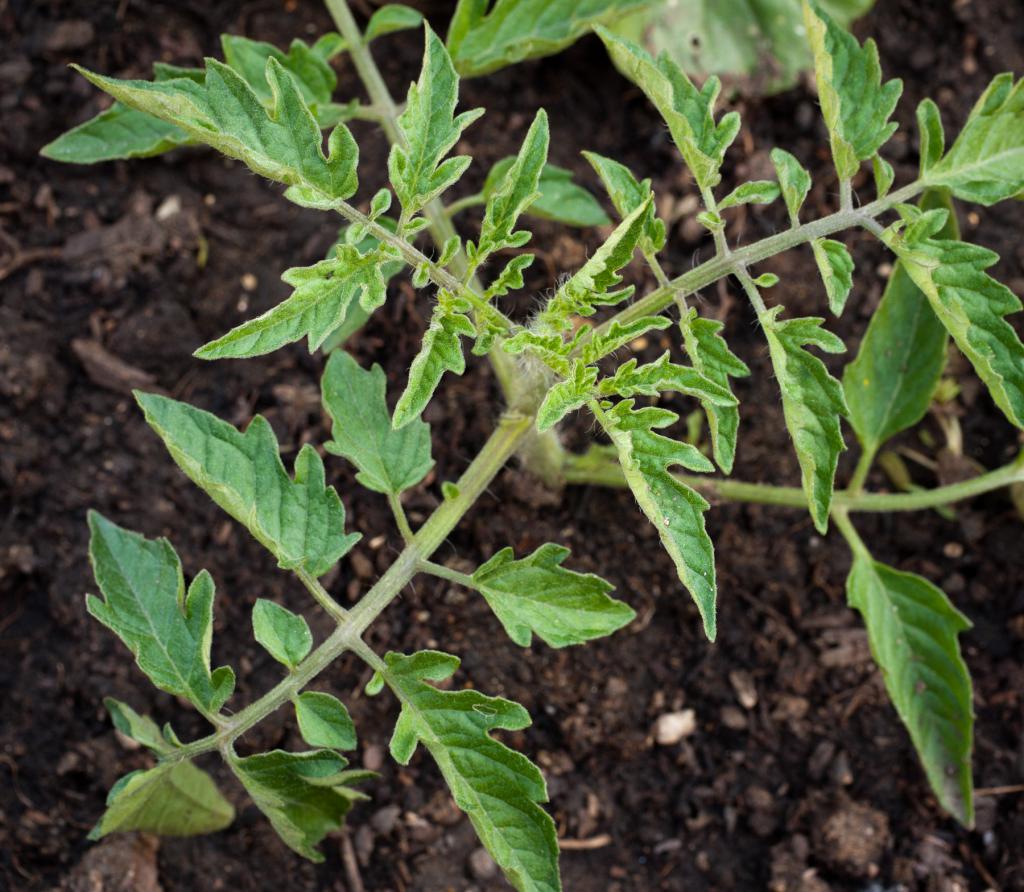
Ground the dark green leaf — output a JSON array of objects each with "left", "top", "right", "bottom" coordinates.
[
  {"left": 294, "top": 692, "right": 358, "bottom": 750},
  {"left": 252, "top": 599, "right": 312, "bottom": 670}
]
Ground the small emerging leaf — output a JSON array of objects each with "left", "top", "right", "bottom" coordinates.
[
  {"left": 537, "top": 361, "right": 599, "bottom": 432},
  {"left": 582, "top": 150, "right": 665, "bottom": 251},
  {"left": 252, "top": 599, "right": 312, "bottom": 670},
  {"left": 770, "top": 148, "right": 812, "bottom": 225},
  {"left": 718, "top": 180, "right": 780, "bottom": 210},
  {"left": 104, "top": 698, "right": 174, "bottom": 756},
  {"left": 811, "top": 237, "right": 855, "bottom": 316},
  {"left": 916, "top": 98, "right": 945, "bottom": 176},
  {"left": 294, "top": 692, "right": 358, "bottom": 751}
]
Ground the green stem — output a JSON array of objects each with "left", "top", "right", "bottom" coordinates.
[
  {"left": 445, "top": 193, "right": 486, "bottom": 217},
  {"left": 296, "top": 567, "right": 349, "bottom": 624},
  {"left": 848, "top": 447, "right": 876, "bottom": 495},
  {"left": 839, "top": 178, "right": 854, "bottom": 213},
  {"left": 832, "top": 508, "right": 869, "bottom": 558},
  {"left": 419, "top": 558, "right": 475, "bottom": 588},
  {"left": 388, "top": 492, "right": 415, "bottom": 544}
]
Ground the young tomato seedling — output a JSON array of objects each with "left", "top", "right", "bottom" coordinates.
[{"left": 44, "top": 1, "right": 1024, "bottom": 888}]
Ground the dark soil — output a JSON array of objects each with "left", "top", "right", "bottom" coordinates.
[{"left": 2, "top": 1, "right": 1023, "bottom": 890}]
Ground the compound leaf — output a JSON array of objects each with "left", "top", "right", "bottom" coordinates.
[
  {"left": 803, "top": 0, "right": 902, "bottom": 179},
  {"left": 135, "top": 392, "right": 360, "bottom": 575},
  {"left": 472, "top": 544, "right": 634, "bottom": 648},
  {"left": 252, "top": 599, "right": 312, "bottom": 670},
  {"left": 598, "top": 351, "right": 736, "bottom": 407},
  {"left": 582, "top": 150, "right": 665, "bottom": 251},
  {"left": 761, "top": 309, "right": 847, "bottom": 532},
  {"left": 380, "top": 650, "right": 561, "bottom": 892},
  {"left": 537, "top": 361, "right": 599, "bottom": 431},
  {"left": 811, "top": 237, "right": 855, "bottom": 316},
  {"left": 322, "top": 351, "right": 434, "bottom": 494},
  {"left": 87, "top": 512, "right": 235, "bottom": 715},
  {"left": 847, "top": 555, "right": 973, "bottom": 825},
  {"left": 294, "top": 692, "right": 358, "bottom": 751},
  {"left": 598, "top": 401, "right": 718, "bottom": 640}
]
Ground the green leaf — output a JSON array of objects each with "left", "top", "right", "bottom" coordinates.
[
  {"left": 380, "top": 650, "right": 561, "bottom": 892},
  {"left": 873, "top": 152, "right": 895, "bottom": 199},
  {"left": 598, "top": 350, "right": 737, "bottom": 406},
  {"left": 916, "top": 98, "right": 945, "bottom": 177},
  {"left": 843, "top": 190, "right": 956, "bottom": 457},
  {"left": 597, "top": 27, "right": 740, "bottom": 189},
  {"left": 104, "top": 698, "right": 174, "bottom": 756},
  {"left": 393, "top": 296, "right": 476, "bottom": 428},
  {"left": 475, "top": 110, "right": 549, "bottom": 258},
  {"left": 598, "top": 401, "right": 718, "bottom": 640},
  {"left": 229, "top": 749, "right": 368, "bottom": 861},
  {"left": 537, "top": 361, "right": 599, "bottom": 432},
  {"left": 365, "top": 4, "right": 425, "bottom": 43},
  {"left": 811, "top": 238, "right": 855, "bottom": 316},
  {"left": 71, "top": 56, "right": 359, "bottom": 201},
  {"left": 135, "top": 392, "right": 360, "bottom": 575},
  {"left": 582, "top": 151, "right": 665, "bottom": 251},
  {"left": 538, "top": 199, "right": 649, "bottom": 333},
  {"left": 760, "top": 309, "right": 847, "bottom": 532},
  {"left": 770, "top": 148, "right": 812, "bottom": 224},
  {"left": 846, "top": 556, "right": 973, "bottom": 825},
  {"left": 472, "top": 544, "right": 634, "bottom": 648},
  {"left": 718, "top": 180, "right": 780, "bottom": 209},
  {"left": 447, "top": 0, "right": 650, "bottom": 78},
  {"left": 90, "top": 761, "right": 234, "bottom": 840},
  {"left": 87, "top": 512, "right": 235, "bottom": 715},
  {"left": 196, "top": 246, "right": 391, "bottom": 359},
  {"left": 890, "top": 231, "right": 1024, "bottom": 430},
  {"left": 252, "top": 599, "right": 312, "bottom": 670},
  {"left": 482, "top": 161, "right": 609, "bottom": 228},
  {"left": 680, "top": 309, "right": 751, "bottom": 474},
  {"left": 294, "top": 692, "right": 358, "bottom": 750},
  {"left": 803, "top": 0, "right": 902, "bottom": 179},
  {"left": 219, "top": 34, "right": 337, "bottom": 110},
  {"left": 41, "top": 102, "right": 192, "bottom": 164},
  {"left": 389, "top": 26, "right": 483, "bottom": 215},
  {"left": 926, "top": 74, "right": 1024, "bottom": 205},
  {"left": 322, "top": 350, "right": 434, "bottom": 494}
]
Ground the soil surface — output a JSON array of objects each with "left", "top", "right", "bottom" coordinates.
[{"left": 2, "top": 1, "right": 1023, "bottom": 890}]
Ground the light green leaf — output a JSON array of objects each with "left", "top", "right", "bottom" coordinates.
[
  {"left": 582, "top": 150, "right": 664, "bottom": 251},
  {"left": 295, "top": 692, "right": 358, "bottom": 750},
  {"left": 598, "top": 350, "right": 737, "bottom": 407},
  {"left": 252, "top": 599, "right": 312, "bottom": 670},
  {"left": 803, "top": 0, "right": 902, "bottom": 179},
  {"left": 890, "top": 231, "right": 1024, "bottom": 430},
  {"left": 581, "top": 316, "right": 672, "bottom": 365},
  {"left": 916, "top": 98, "right": 945, "bottom": 177},
  {"left": 365, "top": 4, "right": 425, "bottom": 43},
  {"left": 70, "top": 56, "right": 359, "bottom": 201},
  {"left": 680, "top": 309, "right": 750, "bottom": 474},
  {"left": 598, "top": 401, "right": 718, "bottom": 640},
  {"left": 380, "top": 650, "right": 561, "bottom": 892},
  {"left": 229, "top": 749, "right": 369, "bottom": 861},
  {"left": 472, "top": 544, "right": 634, "bottom": 648},
  {"left": 196, "top": 246, "right": 391, "bottom": 359},
  {"left": 485, "top": 253, "right": 535, "bottom": 300},
  {"left": 846, "top": 555, "right": 973, "bottom": 825},
  {"left": 219, "top": 34, "right": 337, "bottom": 110},
  {"left": 718, "top": 180, "right": 780, "bottom": 209},
  {"left": 811, "top": 237, "right": 855, "bottom": 316},
  {"left": 770, "top": 148, "right": 812, "bottom": 224},
  {"left": 87, "top": 512, "right": 235, "bottom": 714},
  {"left": 389, "top": 26, "right": 483, "bottom": 214},
  {"left": 537, "top": 361, "right": 599, "bottom": 432},
  {"left": 843, "top": 190, "right": 956, "bottom": 456},
  {"left": 104, "top": 698, "right": 174, "bottom": 756},
  {"left": 89, "top": 761, "right": 234, "bottom": 840},
  {"left": 447, "top": 0, "right": 650, "bottom": 78},
  {"left": 760, "top": 309, "right": 847, "bottom": 532},
  {"left": 873, "top": 152, "right": 895, "bottom": 199},
  {"left": 322, "top": 350, "right": 434, "bottom": 494},
  {"left": 393, "top": 296, "right": 476, "bottom": 428},
  {"left": 597, "top": 27, "right": 739, "bottom": 189},
  {"left": 41, "top": 102, "right": 192, "bottom": 164},
  {"left": 926, "top": 74, "right": 1024, "bottom": 205},
  {"left": 135, "top": 392, "right": 360, "bottom": 575}
]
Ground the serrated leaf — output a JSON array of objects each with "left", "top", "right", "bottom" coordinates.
[
  {"left": 41, "top": 102, "right": 193, "bottom": 164},
  {"left": 916, "top": 98, "right": 945, "bottom": 177},
  {"left": 252, "top": 599, "right": 312, "bottom": 670},
  {"left": 538, "top": 199, "right": 649, "bottom": 333},
  {"left": 598, "top": 401, "right": 718, "bottom": 640},
  {"left": 447, "top": 0, "right": 649, "bottom": 78},
  {"left": 196, "top": 247, "right": 390, "bottom": 359},
  {"left": 104, "top": 698, "right": 174, "bottom": 756},
  {"left": 597, "top": 27, "right": 739, "bottom": 189},
  {"left": 846, "top": 555, "right": 973, "bottom": 825},
  {"left": 598, "top": 350, "right": 737, "bottom": 408},
  {"left": 761, "top": 309, "right": 847, "bottom": 532},
  {"left": 482, "top": 161, "right": 610, "bottom": 228},
  {"left": 389, "top": 26, "right": 483, "bottom": 214},
  {"left": 472, "top": 544, "right": 634, "bottom": 647},
  {"left": 476, "top": 110, "right": 549, "bottom": 258},
  {"left": 718, "top": 180, "right": 780, "bottom": 209},
  {"left": 680, "top": 309, "right": 750, "bottom": 473},
  {"left": 135, "top": 392, "right": 359, "bottom": 575},
  {"left": 890, "top": 232, "right": 1024, "bottom": 430},
  {"left": 295, "top": 692, "right": 357, "bottom": 750},
  {"left": 71, "top": 56, "right": 359, "bottom": 201},
  {"left": 393, "top": 297, "right": 476, "bottom": 428},
  {"left": 582, "top": 150, "right": 664, "bottom": 251},
  {"left": 380, "top": 650, "right": 560, "bottom": 892},
  {"left": 537, "top": 361, "right": 599, "bottom": 432},
  {"left": 926, "top": 74, "right": 1024, "bottom": 205},
  {"left": 322, "top": 350, "right": 434, "bottom": 494},
  {"left": 90, "top": 760, "right": 234, "bottom": 840},
  {"left": 229, "top": 749, "right": 367, "bottom": 861},
  {"left": 220, "top": 34, "right": 336, "bottom": 110},
  {"left": 485, "top": 253, "right": 535, "bottom": 299},
  {"left": 811, "top": 238, "right": 855, "bottom": 316},
  {"left": 770, "top": 148, "right": 812, "bottom": 224},
  {"left": 366, "top": 4, "right": 424, "bottom": 42},
  {"left": 87, "top": 512, "right": 235, "bottom": 715},
  {"left": 843, "top": 190, "right": 956, "bottom": 457},
  {"left": 803, "top": 0, "right": 902, "bottom": 179},
  {"left": 581, "top": 316, "right": 672, "bottom": 365}
]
